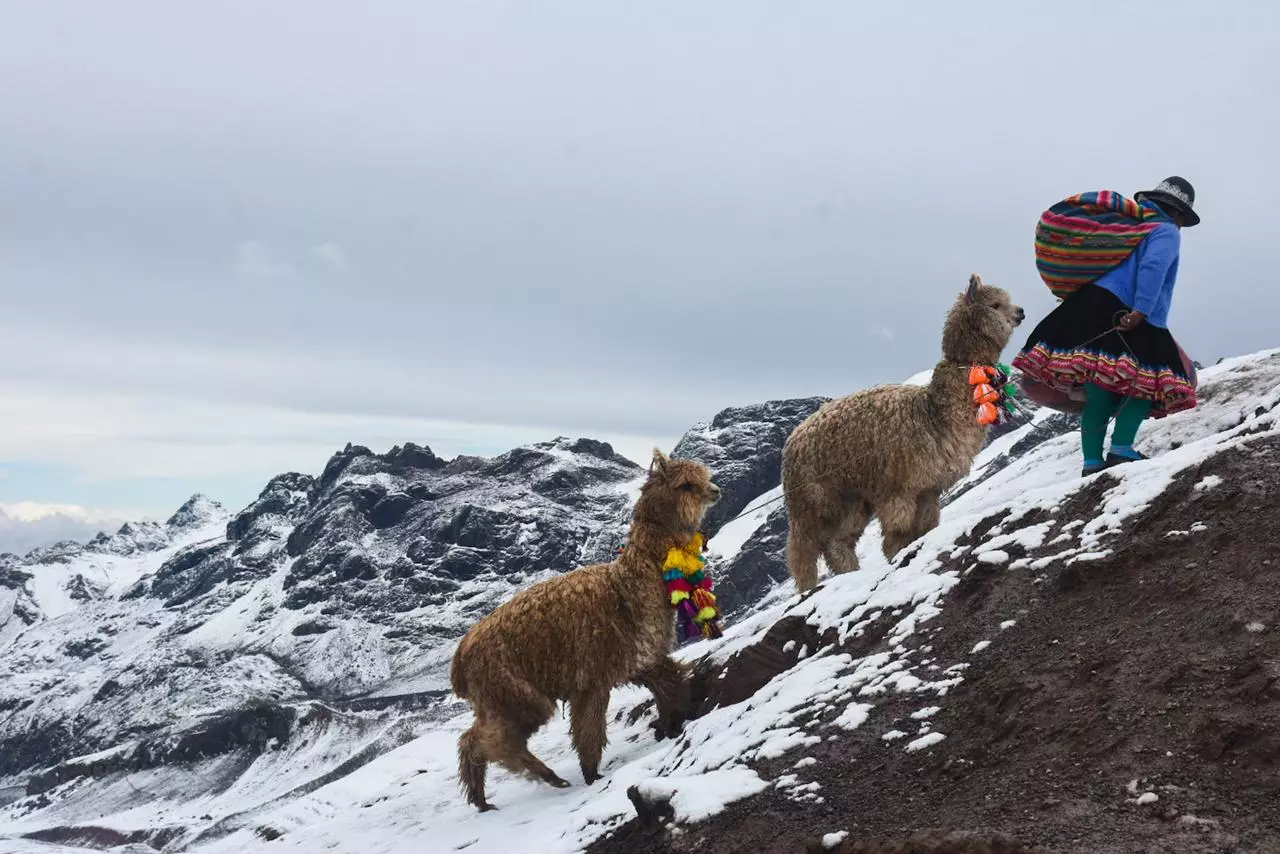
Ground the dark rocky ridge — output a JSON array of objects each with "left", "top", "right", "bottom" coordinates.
[{"left": 672, "top": 397, "right": 828, "bottom": 538}]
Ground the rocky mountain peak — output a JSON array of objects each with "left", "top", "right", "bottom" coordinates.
[
  {"left": 672, "top": 397, "right": 829, "bottom": 537},
  {"left": 164, "top": 494, "right": 226, "bottom": 532}
]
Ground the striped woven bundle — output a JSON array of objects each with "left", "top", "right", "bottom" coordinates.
[{"left": 1034, "top": 190, "right": 1170, "bottom": 300}]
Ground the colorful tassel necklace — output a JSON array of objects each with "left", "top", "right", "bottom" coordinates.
[
  {"left": 661, "top": 532, "right": 723, "bottom": 644},
  {"left": 663, "top": 532, "right": 723, "bottom": 644},
  {"left": 968, "top": 363, "right": 1020, "bottom": 426}
]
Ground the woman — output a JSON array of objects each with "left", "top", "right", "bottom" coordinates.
[{"left": 1013, "top": 176, "right": 1200, "bottom": 477}]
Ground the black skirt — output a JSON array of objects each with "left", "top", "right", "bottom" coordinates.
[{"left": 1011, "top": 284, "right": 1197, "bottom": 418}]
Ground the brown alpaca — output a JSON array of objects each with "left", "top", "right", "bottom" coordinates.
[
  {"left": 448, "top": 449, "right": 721, "bottom": 812},
  {"left": 781, "top": 274, "right": 1025, "bottom": 592}
]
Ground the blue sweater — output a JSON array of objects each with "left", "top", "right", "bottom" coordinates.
[{"left": 1092, "top": 218, "right": 1181, "bottom": 329}]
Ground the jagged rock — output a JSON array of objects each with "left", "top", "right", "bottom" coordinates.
[
  {"left": 148, "top": 541, "right": 242, "bottom": 607},
  {"left": 710, "top": 507, "right": 792, "bottom": 618},
  {"left": 25, "top": 702, "right": 299, "bottom": 796},
  {"left": 672, "top": 398, "right": 828, "bottom": 538},
  {"left": 26, "top": 540, "right": 85, "bottom": 565},
  {"left": 228, "top": 472, "right": 315, "bottom": 549},
  {"left": 165, "top": 494, "right": 225, "bottom": 532},
  {"left": 382, "top": 442, "right": 446, "bottom": 473},
  {"left": 370, "top": 492, "right": 416, "bottom": 529},
  {"left": 0, "top": 560, "right": 32, "bottom": 589},
  {"left": 63, "top": 575, "right": 99, "bottom": 604}
]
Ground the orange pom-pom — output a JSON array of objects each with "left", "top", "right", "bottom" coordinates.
[
  {"left": 973, "top": 383, "right": 999, "bottom": 404},
  {"left": 968, "top": 366, "right": 991, "bottom": 385},
  {"left": 977, "top": 402, "right": 999, "bottom": 425}
]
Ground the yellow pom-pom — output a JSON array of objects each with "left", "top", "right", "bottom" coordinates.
[
  {"left": 664, "top": 548, "right": 704, "bottom": 574},
  {"left": 670, "top": 590, "right": 690, "bottom": 605},
  {"left": 696, "top": 606, "right": 718, "bottom": 622}
]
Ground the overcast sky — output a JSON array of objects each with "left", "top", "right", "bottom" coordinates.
[{"left": 1, "top": 1, "right": 1277, "bottom": 534}]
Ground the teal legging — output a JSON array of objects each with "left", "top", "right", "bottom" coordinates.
[{"left": 1081, "top": 384, "right": 1153, "bottom": 463}]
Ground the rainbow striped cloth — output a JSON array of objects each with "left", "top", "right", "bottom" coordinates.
[{"left": 1034, "top": 190, "right": 1172, "bottom": 300}]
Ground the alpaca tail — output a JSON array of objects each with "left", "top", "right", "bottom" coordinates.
[
  {"left": 784, "top": 481, "right": 829, "bottom": 593},
  {"left": 457, "top": 725, "right": 493, "bottom": 811},
  {"left": 449, "top": 636, "right": 471, "bottom": 700},
  {"left": 786, "top": 526, "right": 822, "bottom": 592}
]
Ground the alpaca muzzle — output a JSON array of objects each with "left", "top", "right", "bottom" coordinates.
[
  {"left": 1013, "top": 306, "right": 1026, "bottom": 325},
  {"left": 706, "top": 483, "right": 722, "bottom": 504}
]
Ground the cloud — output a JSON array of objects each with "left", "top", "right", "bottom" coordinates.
[
  {"left": 0, "top": 371, "right": 674, "bottom": 517},
  {"left": 234, "top": 241, "right": 295, "bottom": 279},
  {"left": 0, "top": 501, "right": 131, "bottom": 524},
  {"left": 0, "top": 503, "right": 135, "bottom": 556},
  {"left": 311, "top": 243, "right": 348, "bottom": 272}
]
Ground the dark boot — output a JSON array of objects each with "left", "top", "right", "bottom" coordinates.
[
  {"left": 1106, "top": 448, "right": 1148, "bottom": 467},
  {"left": 1082, "top": 459, "right": 1111, "bottom": 477}
]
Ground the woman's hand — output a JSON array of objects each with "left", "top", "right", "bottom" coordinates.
[{"left": 1117, "top": 311, "right": 1146, "bottom": 331}]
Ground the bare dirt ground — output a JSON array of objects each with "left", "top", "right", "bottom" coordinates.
[{"left": 591, "top": 435, "right": 1280, "bottom": 854}]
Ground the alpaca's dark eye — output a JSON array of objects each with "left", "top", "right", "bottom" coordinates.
[{"left": 680, "top": 483, "right": 699, "bottom": 492}]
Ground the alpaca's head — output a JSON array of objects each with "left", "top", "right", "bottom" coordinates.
[
  {"left": 634, "top": 449, "right": 720, "bottom": 534},
  {"left": 940, "top": 273, "right": 1025, "bottom": 365}
]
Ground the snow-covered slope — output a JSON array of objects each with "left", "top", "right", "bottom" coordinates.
[
  {"left": 0, "top": 495, "right": 227, "bottom": 633},
  {"left": 0, "top": 409, "right": 822, "bottom": 849},
  {"left": 191, "top": 350, "right": 1278, "bottom": 854},
  {"left": 3, "top": 350, "right": 1277, "bottom": 853}
]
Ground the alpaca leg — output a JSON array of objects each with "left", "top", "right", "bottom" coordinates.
[
  {"left": 911, "top": 491, "right": 941, "bottom": 542},
  {"left": 569, "top": 690, "right": 610, "bottom": 785},
  {"left": 786, "top": 519, "right": 827, "bottom": 592},
  {"left": 785, "top": 481, "right": 836, "bottom": 593},
  {"left": 488, "top": 726, "right": 571, "bottom": 790},
  {"left": 824, "top": 498, "right": 873, "bottom": 575},
  {"left": 631, "top": 655, "right": 691, "bottom": 739},
  {"left": 476, "top": 693, "right": 569, "bottom": 790},
  {"left": 878, "top": 495, "right": 920, "bottom": 562},
  {"left": 457, "top": 723, "right": 496, "bottom": 812}
]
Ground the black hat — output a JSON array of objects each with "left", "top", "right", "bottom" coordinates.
[{"left": 1135, "top": 176, "right": 1199, "bottom": 227}]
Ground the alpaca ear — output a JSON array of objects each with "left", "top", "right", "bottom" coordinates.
[
  {"left": 965, "top": 273, "right": 983, "bottom": 304},
  {"left": 649, "top": 448, "right": 670, "bottom": 476}
]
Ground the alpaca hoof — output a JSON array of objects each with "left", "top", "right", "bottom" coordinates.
[
  {"left": 583, "top": 768, "right": 602, "bottom": 785},
  {"left": 547, "top": 774, "right": 571, "bottom": 789},
  {"left": 477, "top": 801, "right": 499, "bottom": 813},
  {"left": 652, "top": 716, "right": 687, "bottom": 741}
]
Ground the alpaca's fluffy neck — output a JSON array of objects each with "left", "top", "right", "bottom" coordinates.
[
  {"left": 616, "top": 523, "right": 698, "bottom": 576},
  {"left": 925, "top": 358, "right": 988, "bottom": 434},
  {"left": 605, "top": 522, "right": 695, "bottom": 630}
]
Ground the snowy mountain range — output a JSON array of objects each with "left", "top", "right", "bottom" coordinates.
[
  {"left": 2, "top": 350, "right": 1278, "bottom": 853},
  {"left": 0, "top": 504, "right": 139, "bottom": 563}
]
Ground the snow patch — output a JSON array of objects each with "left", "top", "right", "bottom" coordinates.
[
  {"left": 1194, "top": 475, "right": 1223, "bottom": 492},
  {"left": 822, "top": 830, "right": 850, "bottom": 848},
  {"left": 829, "top": 702, "right": 873, "bottom": 731},
  {"left": 707, "top": 487, "right": 781, "bottom": 562},
  {"left": 905, "top": 732, "right": 946, "bottom": 753},
  {"left": 634, "top": 766, "right": 770, "bottom": 823}
]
